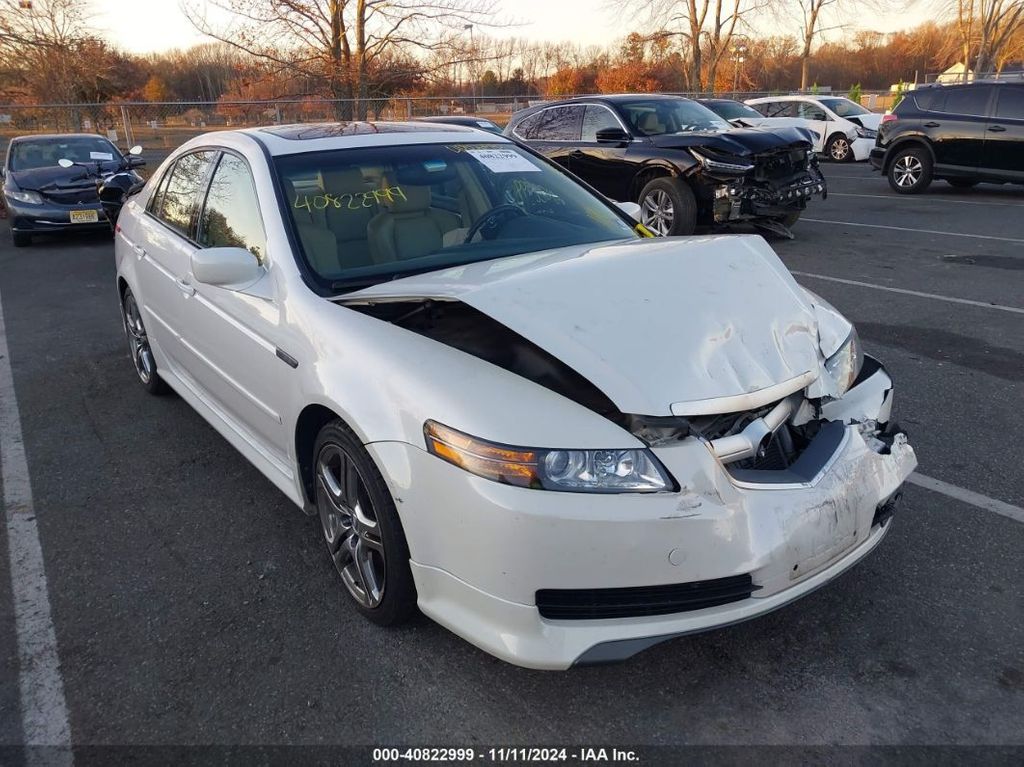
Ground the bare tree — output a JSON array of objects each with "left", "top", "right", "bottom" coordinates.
[
  {"left": 944, "top": 0, "right": 1024, "bottom": 75},
  {"left": 614, "top": 0, "right": 769, "bottom": 92},
  {"left": 183, "top": 0, "right": 500, "bottom": 118}
]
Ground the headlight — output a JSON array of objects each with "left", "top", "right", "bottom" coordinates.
[
  {"left": 855, "top": 127, "right": 877, "bottom": 139},
  {"left": 690, "top": 149, "right": 754, "bottom": 174},
  {"left": 6, "top": 188, "right": 42, "bottom": 205},
  {"left": 824, "top": 327, "right": 864, "bottom": 394},
  {"left": 424, "top": 420, "right": 673, "bottom": 493}
]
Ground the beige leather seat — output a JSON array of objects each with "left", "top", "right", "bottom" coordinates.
[
  {"left": 640, "top": 112, "right": 666, "bottom": 134},
  {"left": 367, "top": 186, "right": 461, "bottom": 264},
  {"left": 321, "top": 168, "right": 376, "bottom": 268},
  {"left": 284, "top": 179, "right": 340, "bottom": 274}
]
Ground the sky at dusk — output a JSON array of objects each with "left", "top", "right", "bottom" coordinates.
[{"left": 90, "top": 0, "right": 926, "bottom": 55}]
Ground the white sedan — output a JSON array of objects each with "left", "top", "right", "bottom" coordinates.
[{"left": 114, "top": 123, "right": 916, "bottom": 669}]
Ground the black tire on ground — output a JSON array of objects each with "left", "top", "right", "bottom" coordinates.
[
  {"left": 12, "top": 231, "right": 31, "bottom": 247},
  {"left": 778, "top": 210, "right": 801, "bottom": 228},
  {"left": 637, "top": 177, "right": 698, "bottom": 236},
  {"left": 825, "top": 133, "right": 853, "bottom": 163},
  {"left": 887, "top": 146, "right": 933, "bottom": 194},
  {"left": 947, "top": 178, "right": 979, "bottom": 189},
  {"left": 313, "top": 419, "right": 417, "bottom": 627},
  {"left": 121, "top": 288, "right": 169, "bottom": 395}
]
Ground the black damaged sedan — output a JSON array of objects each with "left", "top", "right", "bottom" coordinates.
[
  {"left": 505, "top": 94, "right": 826, "bottom": 236},
  {"left": 2, "top": 133, "right": 144, "bottom": 247}
]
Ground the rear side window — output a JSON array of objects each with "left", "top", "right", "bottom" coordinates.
[
  {"left": 197, "top": 153, "right": 266, "bottom": 263},
  {"left": 941, "top": 86, "right": 991, "bottom": 117},
  {"left": 512, "top": 112, "right": 542, "bottom": 139},
  {"left": 147, "top": 165, "right": 174, "bottom": 214},
  {"left": 531, "top": 106, "right": 585, "bottom": 141},
  {"left": 761, "top": 101, "right": 798, "bottom": 118},
  {"left": 156, "top": 151, "right": 216, "bottom": 237},
  {"left": 994, "top": 87, "right": 1024, "bottom": 119}
]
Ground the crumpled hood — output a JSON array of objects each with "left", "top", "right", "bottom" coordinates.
[
  {"left": 342, "top": 236, "right": 838, "bottom": 417},
  {"left": 847, "top": 113, "right": 882, "bottom": 131},
  {"left": 648, "top": 126, "right": 813, "bottom": 156}
]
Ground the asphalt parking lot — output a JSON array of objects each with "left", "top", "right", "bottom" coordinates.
[{"left": 0, "top": 161, "right": 1022, "bottom": 761}]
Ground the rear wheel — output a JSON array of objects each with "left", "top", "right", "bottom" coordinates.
[
  {"left": 947, "top": 178, "right": 979, "bottom": 189},
  {"left": 638, "top": 177, "right": 697, "bottom": 236},
  {"left": 314, "top": 420, "right": 417, "bottom": 626},
  {"left": 12, "top": 231, "right": 30, "bottom": 247},
  {"left": 826, "top": 134, "right": 853, "bottom": 162},
  {"left": 887, "top": 147, "right": 933, "bottom": 194}
]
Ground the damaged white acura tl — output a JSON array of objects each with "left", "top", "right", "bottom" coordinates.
[{"left": 114, "top": 122, "right": 916, "bottom": 669}]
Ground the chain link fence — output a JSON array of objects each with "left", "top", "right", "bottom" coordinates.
[{"left": 0, "top": 91, "right": 895, "bottom": 172}]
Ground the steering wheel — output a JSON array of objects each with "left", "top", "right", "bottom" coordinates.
[{"left": 463, "top": 204, "right": 527, "bottom": 243}]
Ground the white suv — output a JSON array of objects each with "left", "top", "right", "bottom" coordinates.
[{"left": 746, "top": 95, "right": 882, "bottom": 162}]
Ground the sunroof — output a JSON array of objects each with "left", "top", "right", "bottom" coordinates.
[{"left": 258, "top": 122, "right": 470, "bottom": 140}]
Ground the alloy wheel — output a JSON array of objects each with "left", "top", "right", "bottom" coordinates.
[
  {"left": 640, "top": 189, "right": 674, "bottom": 236},
  {"left": 316, "top": 443, "right": 387, "bottom": 609},
  {"left": 829, "top": 138, "right": 850, "bottom": 161},
  {"left": 893, "top": 155, "right": 923, "bottom": 188},
  {"left": 123, "top": 293, "right": 155, "bottom": 385}
]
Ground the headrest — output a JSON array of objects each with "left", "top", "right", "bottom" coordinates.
[
  {"left": 640, "top": 112, "right": 663, "bottom": 132},
  {"left": 321, "top": 167, "right": 371, "bottom": 192},
  {"left": 385, "top": 185, "right": 431, "bottom": 214}
]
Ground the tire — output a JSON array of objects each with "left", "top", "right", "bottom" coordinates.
[
  {"left": 778, "top": 211, "right": 801, "bottom": 228},
  {"left": 313, "top": 420, "right": 417, "bottom": 627},
  {"left": 12, "top": 231, "right": 31, "bottom": 247},
  {"left": 887, "top": 146, "right": 933, "bottom": 194},
  {"left": 121, "top": 288, "right": 169, "bottom": 395},
  {"left": 638, "top": 177, "right": 697, "bottom": 236},
  {"left": 947, "top": 178, "right": 979, "bottom": 189},
  {"left": 825, "top": 133, "right": 853, "bottom": 163}
]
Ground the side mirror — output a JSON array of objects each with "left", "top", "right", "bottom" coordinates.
[
  {"left": 129, "top": 145, "right": 143, "bottom": 156},
  {"left": 191, "top": 247, "right": 264, "bottom": 290},
  {"left": 616, "top": 201, "right": 642, "bottom": 222},
  {"left": 595, "top": 127, "right": 631, "bottom": 145},
  {"left": 58, "top": 159, "right": 74, "bottom": 168}
]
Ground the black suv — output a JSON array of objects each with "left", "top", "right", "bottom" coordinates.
[
  {"left": 871, "top": 81, "right": 1024, "bottom": 193},
  {"left": 505, "top": 94, "right": 826, "bottom": 236}
]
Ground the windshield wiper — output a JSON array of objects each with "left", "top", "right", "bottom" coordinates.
[{"left": 330, "top": 271, "right": 413, "bottom": 293}]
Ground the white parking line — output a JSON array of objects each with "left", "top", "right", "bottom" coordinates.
[
  {"left": 910, "top": 473, "right": 1024, "bottom": 524},
  {"left": 0, "top": 288, "right": 73, "bottom": 758},
  {"left": 791, "top": 271, "right": 1024, "bottom": 315},
  {"left": 830, "top": 192, "right": 1024, "bottom": 208},
  {"left": 802, "top": 217, "right": 1024, "bottom": 244}
]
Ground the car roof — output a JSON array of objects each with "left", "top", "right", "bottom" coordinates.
[
  {"left": 10, "top": 132, "right": 114, "bottom": 143},
  {"left": 236, "top": 121, "right": 511, "bottom": 156}
]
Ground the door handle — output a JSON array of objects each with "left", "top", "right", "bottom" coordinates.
[
  {"left": 923, "top": 121, "right": 941, "bottom": 128},
  {"left": 175, "top": 278, "right": 195, "bottom": 296},
  {"left": 131, "top": 243, "right": 145, "bottom": 258},
  {"left": 988, "top": 124, "right": 1007, "bottom": 132}
]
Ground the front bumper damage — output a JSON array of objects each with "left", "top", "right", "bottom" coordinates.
[
  {"left": 710, "top": 158, "right": 827, "bottom": 226},
  {"left": 368, "top": 355, "right": 915, "bottom": 670}
]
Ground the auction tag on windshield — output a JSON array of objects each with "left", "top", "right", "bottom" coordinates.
[
  {"left": 465, "top": 148, "right": 540, "bottom": 173},
  {"left": 89, "top": 151, "right": 113, "bottom": 161}
]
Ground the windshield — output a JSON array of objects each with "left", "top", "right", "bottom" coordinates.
[
  {"left": 819, "top": 98, "right": 871, "bottom": 117},
  {"left": 9, "top": 136, "right": 122, "bottom": 171},
  {"left": 702, "top": 101, "right": 763, "bottom": 120},
  {"left": 275, "top": 142, "right": 639, "bottom": 290},
  {"left": 618, "top": 99, "right": 730, "bottom": 136}
]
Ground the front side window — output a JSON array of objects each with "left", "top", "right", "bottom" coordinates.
[
  {"left": 9, "top": 136, "right": 122, "bottom": 171},
  {"left": 818, "top": 97, "right": 871, "bottom": 117},
  {"left": 942, "top": 86, "right": 992, "bottom": 116},
  {"left": 799, "top": 103, "right": 828, "bottom": 121},
  {"left": 618, "top": 98, "right": 729, "bottom": 135},
  {"left": 531, "top": 106, "right": 585, "bottom": 141},
  {"left": 581, "top": 105, "right": 622, "bottom": 141},
  {"left": 275, "top": 142, "right": 638, "bottom": 290},
  {"left": 198, "top": 153, "right": 266, "bottom": 262},
  {"left": 157, "top": 151, "right": 216, "bottom": 236}
]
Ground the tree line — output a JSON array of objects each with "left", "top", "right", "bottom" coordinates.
[{"left": 1, "top": 0, "right": 1022, "bottom": 113}]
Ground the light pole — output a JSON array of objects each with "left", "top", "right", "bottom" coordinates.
[
  {"left": 732, "top": 44, "right": 747, "bottom": 94},
  {"left": 464, "top": 24, "right": 475, "bottom": 110}
]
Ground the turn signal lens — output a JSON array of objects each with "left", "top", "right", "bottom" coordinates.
[{"left": 424, "top": 420, "right": 673, "bottom": 493}]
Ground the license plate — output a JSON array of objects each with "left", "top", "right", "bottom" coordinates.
[{"left": 70, "top": 210, "right": 99, "bottom": 224}]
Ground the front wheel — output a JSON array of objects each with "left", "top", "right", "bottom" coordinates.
[
  {"left": 314, "top": 420, "right": 417, "bottom": 626},
  {"left": 638, "top": 177, "right": 697, "bottom": 236},
  {"left": 826, "top": 134, "right": 853, "bottom": 163},
  {"left": 887, "top": 147, "right": 933, "bottom": 194},
  {"left": 121, "top": 288, "right": 168, "bottom": 395}
]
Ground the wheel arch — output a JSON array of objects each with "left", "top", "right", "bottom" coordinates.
[
  {"left": 629, "top": 161, "right": 681, "bottom": 201},
  {"left": 295, "top": 402, "right": 347, "bottom": 507},
  {"left": 882, "top": 137, "right": 935, "bottom": 172}
]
